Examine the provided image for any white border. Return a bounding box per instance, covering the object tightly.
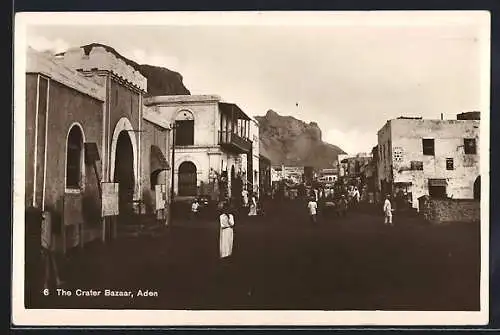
[12,11,490,326]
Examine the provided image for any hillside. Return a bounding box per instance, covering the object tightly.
[71,44,344,167]
[255,110,346,169]
[79,43,190,96]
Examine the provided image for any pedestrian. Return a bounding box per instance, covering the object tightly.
[190,198,200,221]
[338,194,348,217]
[248,193,258,216]
[383,194,394,226]
[219,201,235,259]
[307,196,318,224]
[242,188,249,208]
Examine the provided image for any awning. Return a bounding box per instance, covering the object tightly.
[219,102,251,121]
[428,178,447,187]
[150,145,170,173]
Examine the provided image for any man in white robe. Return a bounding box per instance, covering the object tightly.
[219,208,235,258]
[383,194,394,226]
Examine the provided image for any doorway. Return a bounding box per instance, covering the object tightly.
[114,131,135,225]
[474,176,480,200]
[178,161,197,196]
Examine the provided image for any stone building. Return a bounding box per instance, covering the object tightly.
[26,47,106,251]
[377,115,480,210]
[143,95,256,203]
[26,46,172,253]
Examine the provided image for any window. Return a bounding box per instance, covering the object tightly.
[422,138,435,156]
[464,138,476,154]
[175,120,194,145]
[429,186,447,198]
[428,179,447,198]
[66,126,83,189]
[410,161,423,171]
[446,158,454,170]
[175,111,195,146]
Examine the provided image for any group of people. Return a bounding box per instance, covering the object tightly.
[241,189,258,217]
[305,191,395,226]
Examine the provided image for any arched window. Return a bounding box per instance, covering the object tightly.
[175,110,194,146]
[66,125,84,189]
[178,161,197,196]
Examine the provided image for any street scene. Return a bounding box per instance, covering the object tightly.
[35,200,480,311]
[18,12,486,319]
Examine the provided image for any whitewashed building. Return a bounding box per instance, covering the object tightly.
[377,114,480,210]
[143,95,258,202]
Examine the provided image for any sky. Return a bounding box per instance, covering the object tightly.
[23,12,488,154]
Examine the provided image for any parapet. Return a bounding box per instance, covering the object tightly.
[54,45,147,92]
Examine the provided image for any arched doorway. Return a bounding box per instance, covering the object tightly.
[178,161,197,196]
[114,131,135,224]
[474,176,480,200]
[230,165,242,206]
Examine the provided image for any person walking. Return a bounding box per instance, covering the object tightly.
[337,194,348,217]
[219,201,235,259]
[190,198,200,221]
[383,194,394,226]
[248,193,258,217]
[307,196,318,224]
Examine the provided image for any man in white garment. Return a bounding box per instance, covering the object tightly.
[307,197,318,224]
[219,202,235,259]
[242,189,249,208]
[383,194,394,226]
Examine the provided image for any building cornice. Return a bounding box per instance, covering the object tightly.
[144,94,221,106]
[26,47,106,101]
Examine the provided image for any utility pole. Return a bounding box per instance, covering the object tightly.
[169,123,176,225]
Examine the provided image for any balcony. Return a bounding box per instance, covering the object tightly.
[219,130,252,153]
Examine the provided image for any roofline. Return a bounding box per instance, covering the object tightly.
[144,94,221,106]
[26,47,106,101]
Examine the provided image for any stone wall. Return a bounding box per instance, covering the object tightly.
[418,195,480,224]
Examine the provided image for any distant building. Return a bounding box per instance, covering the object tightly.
[336,153,371,183]
[377,114,480,210]
[318,168,338,183]
[270,165,304,184]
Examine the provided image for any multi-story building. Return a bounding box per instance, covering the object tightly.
[377,114,480,210]
[26,46,172,254]
[143,95,257,203]
[337,153,371,185]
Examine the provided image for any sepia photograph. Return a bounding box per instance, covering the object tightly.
[12,11,490,326]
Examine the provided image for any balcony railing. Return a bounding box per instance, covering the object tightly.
[219,130,252,153]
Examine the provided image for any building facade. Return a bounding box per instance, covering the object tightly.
[318,168,338,183]
[26,46,172,253]
[143,95,256,203]
[377,115,480,210]
[26,47,106,251]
